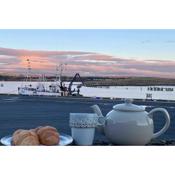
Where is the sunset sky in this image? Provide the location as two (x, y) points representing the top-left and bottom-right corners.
(0, 29), (175, 77)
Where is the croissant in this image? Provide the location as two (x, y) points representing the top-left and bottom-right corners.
(33, 126), (42, 133)
(12, 129), (24, 145)
(12, 129), (40, 146)
(36, 126), (60, 145)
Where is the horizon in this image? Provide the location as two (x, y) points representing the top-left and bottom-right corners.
(1, 73), (175, 80)
(0, 29), (175, 78)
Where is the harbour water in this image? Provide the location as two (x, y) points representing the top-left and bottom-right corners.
(0, 95), (175, 145)
(1, 81), (175, 100)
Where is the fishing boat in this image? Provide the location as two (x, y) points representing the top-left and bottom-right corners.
(17, 60), (82, 97)
(18, 82), (62, 96)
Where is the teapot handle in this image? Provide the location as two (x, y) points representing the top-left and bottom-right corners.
(148, 108), (170, 139)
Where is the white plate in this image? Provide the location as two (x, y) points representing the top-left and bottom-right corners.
(0, 133), (73, 146)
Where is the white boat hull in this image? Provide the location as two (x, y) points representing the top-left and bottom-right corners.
(18, 88), (61, 96)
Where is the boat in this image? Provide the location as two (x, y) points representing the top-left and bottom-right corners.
(17, 62), (82, 97)
(18, 81), (62, 96)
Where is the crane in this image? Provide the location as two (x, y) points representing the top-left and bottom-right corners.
(68, 73), (84, 95)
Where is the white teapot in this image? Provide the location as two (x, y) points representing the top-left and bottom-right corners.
(91, 99), (170, 145)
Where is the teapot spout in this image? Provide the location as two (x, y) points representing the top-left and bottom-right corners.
(91, 105), (105, 135)
(91, 105), (104, 118)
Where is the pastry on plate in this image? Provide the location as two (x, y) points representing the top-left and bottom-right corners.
(12, 129), (40, 146)
(36, 126), (60, 145)
(32, 126), (42, 133)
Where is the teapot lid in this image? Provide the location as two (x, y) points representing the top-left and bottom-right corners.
(113, 99), (145, 112)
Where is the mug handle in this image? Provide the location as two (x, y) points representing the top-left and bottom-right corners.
(148, 108), (170, 139)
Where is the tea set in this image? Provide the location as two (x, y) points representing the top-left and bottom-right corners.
(70, 99), (171, 145)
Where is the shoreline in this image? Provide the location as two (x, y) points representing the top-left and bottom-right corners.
(1, 94), (175, 103)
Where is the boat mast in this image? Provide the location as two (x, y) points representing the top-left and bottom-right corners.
(26, 57), (32, 82)
(55, 65), (59, 82)
(56, 63), (67, 82)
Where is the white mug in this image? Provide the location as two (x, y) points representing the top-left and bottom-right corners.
(69, 113), (98, 146)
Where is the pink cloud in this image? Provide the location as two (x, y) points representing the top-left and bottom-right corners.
(0, 47), (175, 78)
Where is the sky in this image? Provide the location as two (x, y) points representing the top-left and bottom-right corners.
(0, 29), (175, 77)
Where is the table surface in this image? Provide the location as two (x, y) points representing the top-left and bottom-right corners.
(0, 95), (175, 146)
